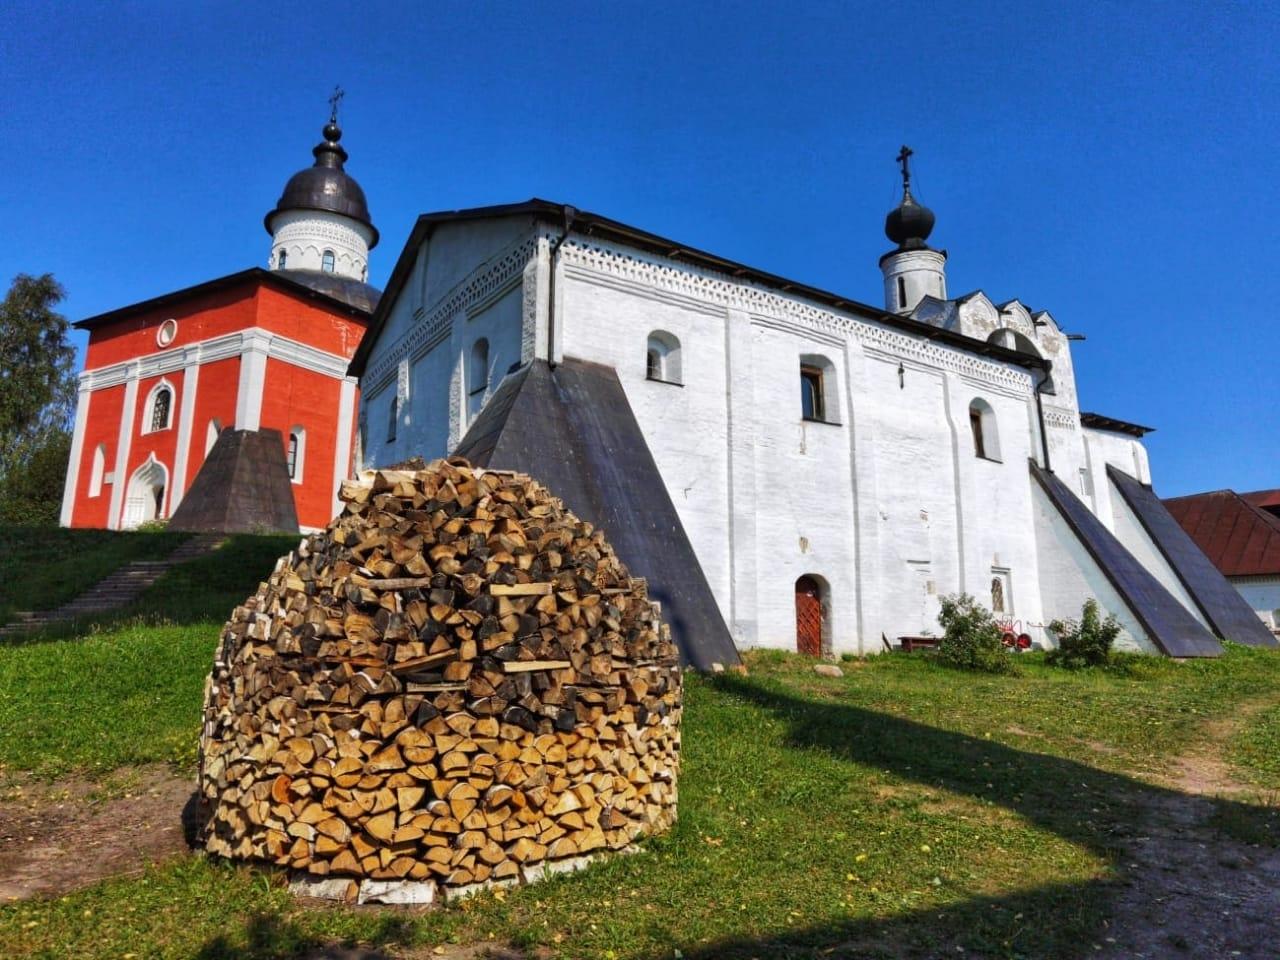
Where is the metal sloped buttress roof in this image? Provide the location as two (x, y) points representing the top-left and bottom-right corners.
(453, 358), (741, 671)
(1031, 461), (1222, 657)
(1107, 466), (1277, 647)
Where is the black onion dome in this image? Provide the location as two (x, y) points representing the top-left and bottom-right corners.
(884, 187), (935, 250)
(265, 122), (378, 248)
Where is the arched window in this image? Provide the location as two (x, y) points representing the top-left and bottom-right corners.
(88, 444), (107, 497)
(277, 248), (288, 269)
(468, 339), (490, 396)
(145, 383), (174, 433)
(799, 354), (838, 424)
(969, 398), (1001, 461)
(205, 418), (222, 455)
(321, 250), (336, 273)
(645, 331), (682, 384)
(287, 426), (305, 482)
(987, 328), (1055, 394)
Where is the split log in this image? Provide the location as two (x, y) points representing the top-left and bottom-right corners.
(199, 457), (681, 892)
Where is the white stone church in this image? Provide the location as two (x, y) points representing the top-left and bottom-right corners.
(347, 153), (1275, 665)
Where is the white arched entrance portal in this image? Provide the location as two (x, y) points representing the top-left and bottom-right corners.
(121, 456), (169, 529)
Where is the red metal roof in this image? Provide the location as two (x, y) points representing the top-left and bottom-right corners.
(1242, 489), (1280, 512)
(1162, 489), (1280, 577)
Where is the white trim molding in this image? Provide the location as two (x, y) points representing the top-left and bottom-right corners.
(79, 327), (353, 392)
(59, 383), (93, 526)
(169, 362), (201, 511)
(108, 370), (140, 529)
(332, 378), (357, 518)
(235, 332), (270, 430)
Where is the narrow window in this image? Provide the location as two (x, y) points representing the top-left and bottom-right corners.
(645, 331), (682, 384)
(387, 395), (398, 442)
(150, 387), (172, 432)
(991, 577), (1005, 613)
(287, 433), (299, 479)
(897, 275), (907, 309)
(89, 444), (107, 497)
(322, 249), (336, 273)
(970, 408), (986, 459)
(968, 399), (1001, 461)
(277, 248), (287, 269)
(468, 339), (490, 395)
(801, 365), (825, 421)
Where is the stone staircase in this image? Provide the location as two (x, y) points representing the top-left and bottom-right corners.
(0, 533), (226, 638)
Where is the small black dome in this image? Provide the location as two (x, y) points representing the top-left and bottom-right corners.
(884, 188), (935, 249)
(265, 122), (378, 248)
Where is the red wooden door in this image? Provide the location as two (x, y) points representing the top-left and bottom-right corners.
(795, 576), (823, 656)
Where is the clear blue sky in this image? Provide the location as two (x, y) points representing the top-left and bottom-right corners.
(3, 1), (1274, 496)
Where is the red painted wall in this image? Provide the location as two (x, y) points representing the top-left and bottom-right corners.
(181, 356), (241, 493)
(68, 274), (368, 530)
(259, 356), (346, 529)
(84, 284), (259, 371)
(72, 384), (126, 529)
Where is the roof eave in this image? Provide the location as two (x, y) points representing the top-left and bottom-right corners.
(347, 199), (1052, 379)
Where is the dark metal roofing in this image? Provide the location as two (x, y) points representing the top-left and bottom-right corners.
(168, 428), (299, 534)
(1163, 489), (1280, 578)
(1079, 412), (1156, 437)
(264, 122), (378, 247)
(347, 199), (1052, 378)
(73, 267), (378, 331)
(1107, 466), (1276, 647)
(454, 357), (742, 671)
(276, 269), (381, 314)
(1031, 461), (1222, 657)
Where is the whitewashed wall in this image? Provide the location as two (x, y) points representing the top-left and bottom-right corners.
(357, 215), (1191, 657)
(1234, 578), (1280, 631)
(1030, 482), (1157, 653)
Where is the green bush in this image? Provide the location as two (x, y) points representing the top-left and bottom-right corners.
(937, 593), (1013, 673)
(1047, 599), (1119, 668)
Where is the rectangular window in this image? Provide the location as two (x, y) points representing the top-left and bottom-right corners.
(801, 366), (825, 422)
(287, 435), (299, 479)
(897, 275), (907, 310)
(387, 396), (398, 442)
(970, 409), (986, 459)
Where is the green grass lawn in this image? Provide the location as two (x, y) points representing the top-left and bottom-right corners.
(0, 524), (191, 624)
(1, 526), (1278, 958)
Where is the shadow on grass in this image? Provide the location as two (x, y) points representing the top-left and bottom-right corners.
(192, 659), (1279, 959)
(194, 911), (414, 960)
(641, 674), (1280, 959)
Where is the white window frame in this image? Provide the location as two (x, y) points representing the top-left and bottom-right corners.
(288, 426), (306, 484)
(141, 379), (176, 435)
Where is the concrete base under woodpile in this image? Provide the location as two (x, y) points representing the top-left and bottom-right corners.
(288, 845), (639, 905)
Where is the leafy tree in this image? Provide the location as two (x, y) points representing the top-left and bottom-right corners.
(0, 274), (76, 524)
(936, 593), (1013, 674)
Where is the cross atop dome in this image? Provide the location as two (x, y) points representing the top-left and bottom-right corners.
(264, 94), (379, 283)
(884, 144), (935, 250)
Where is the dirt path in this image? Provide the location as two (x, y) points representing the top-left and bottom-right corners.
(1098, 703), (1280, 959)
(0, 765), (195, 901)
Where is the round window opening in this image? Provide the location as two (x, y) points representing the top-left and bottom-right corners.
(156, 319), (178, 348)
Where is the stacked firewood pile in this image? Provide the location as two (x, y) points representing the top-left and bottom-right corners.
(198, 458), (681, 897)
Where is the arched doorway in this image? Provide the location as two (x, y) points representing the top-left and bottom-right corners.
(121, 456), (168, 529)
(795, 576), (824, 656)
